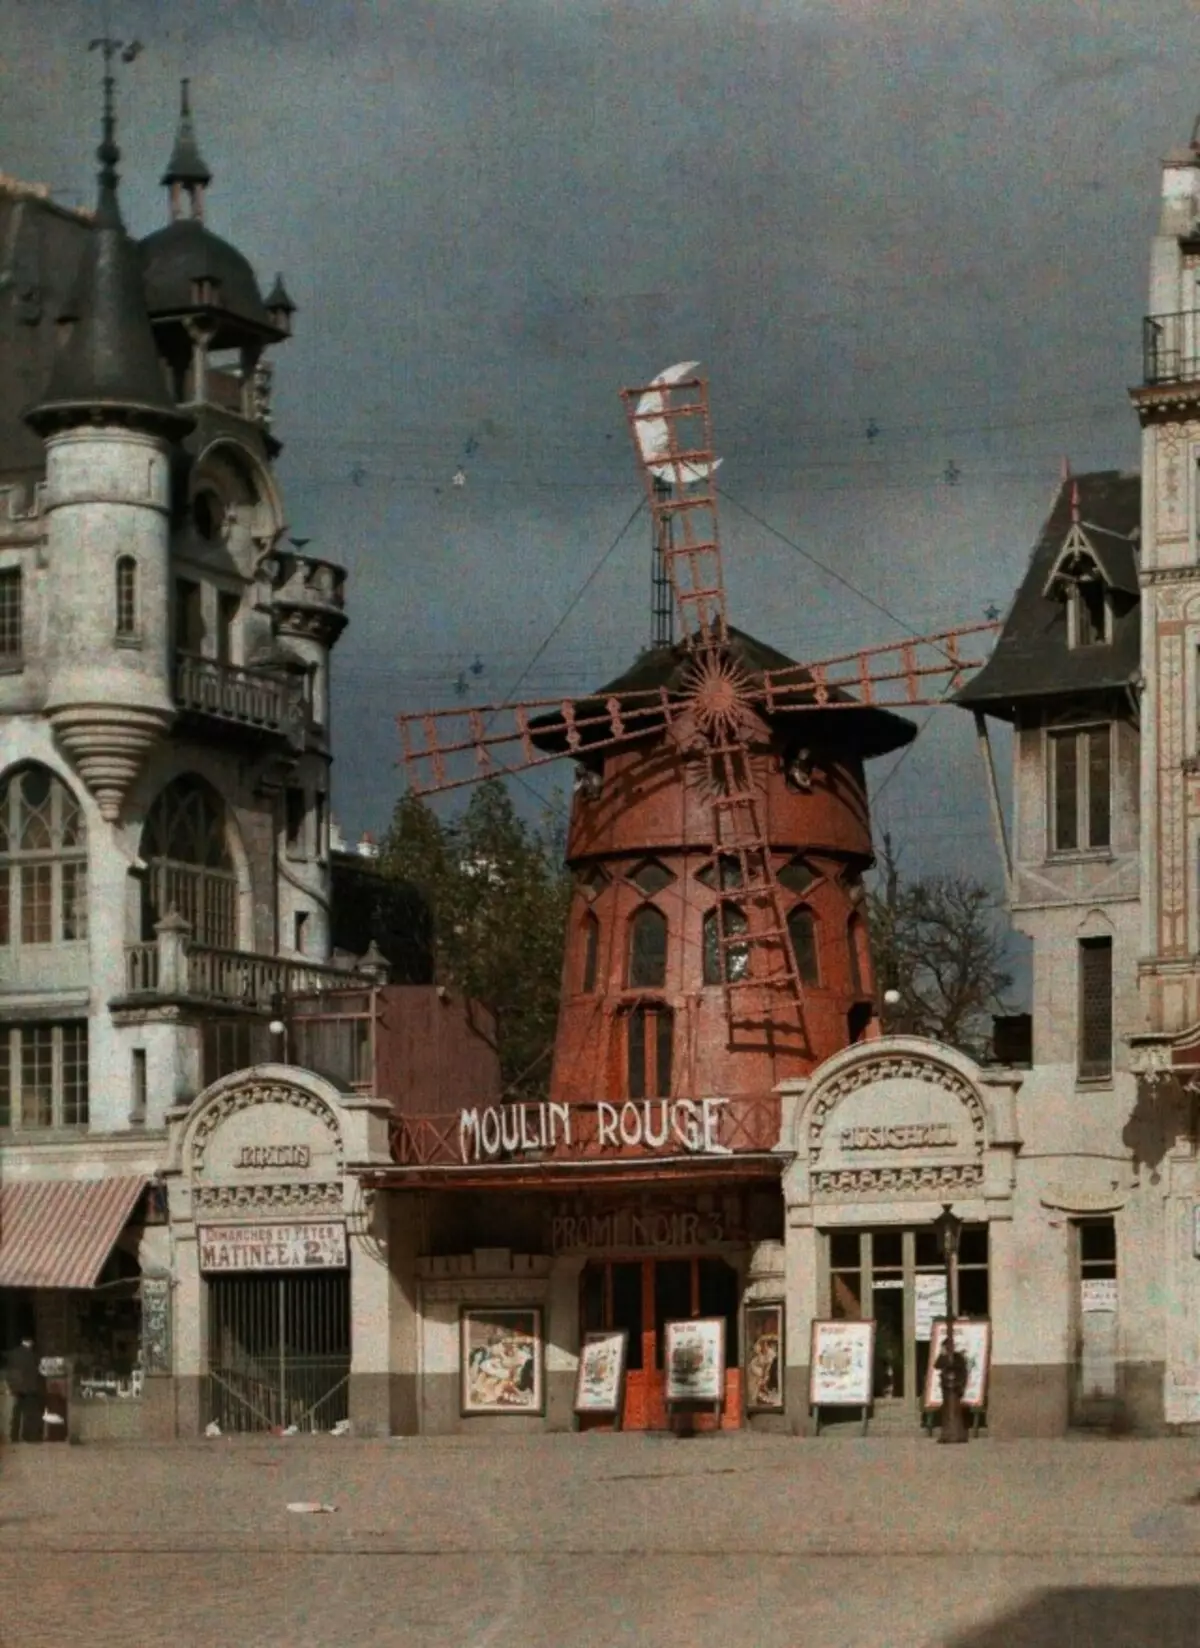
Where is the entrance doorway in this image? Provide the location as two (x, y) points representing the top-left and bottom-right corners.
(823, 1225), (989, 1424)
(1071, 1216), (1119, 1426)
(580, 1256), (741, 1430)
(206, 1271), (350, 1434)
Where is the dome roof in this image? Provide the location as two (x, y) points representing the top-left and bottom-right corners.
(139, 217), (275, 334)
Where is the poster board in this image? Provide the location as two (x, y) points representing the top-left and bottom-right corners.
(664, 1317), (726, 1404)
(808, 1319), (875, 1408)
(574, 1330), (629, 1416)
(744, 1301), (785, 1413)
(914, 1274), (948, 1343)
(140, 1276), (172, 1376)
(922, 1318), (991, 1411)
(460, 1307), (545, 1416)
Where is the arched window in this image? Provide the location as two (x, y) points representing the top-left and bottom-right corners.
(848, 913), (870, 997)
(627, 1003), (673, 1098)
(581, 911), (600, 993)
(115, 556), (138, 640)
(628, 905), (668, 988)
(787, 906), (820, 987)
(140, 776), (237, 949)
(702, 905), (749, 984)
(0, 764), (87, 946)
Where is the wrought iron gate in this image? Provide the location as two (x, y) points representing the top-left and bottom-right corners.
(207, 1272), (350, 1433)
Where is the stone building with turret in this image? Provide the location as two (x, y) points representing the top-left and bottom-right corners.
(0, 75), (384, 1438)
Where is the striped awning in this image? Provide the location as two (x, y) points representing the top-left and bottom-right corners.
(0, 1176), (148, 1290)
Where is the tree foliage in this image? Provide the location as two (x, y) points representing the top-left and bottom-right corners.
(378, 782), (571, 1098)
(867, 834), (1013, 1060)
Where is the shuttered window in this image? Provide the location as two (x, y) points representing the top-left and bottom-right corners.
(1078, 937), (1113, 1081)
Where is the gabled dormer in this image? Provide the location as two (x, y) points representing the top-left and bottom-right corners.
(1041, 483), (1139, 650)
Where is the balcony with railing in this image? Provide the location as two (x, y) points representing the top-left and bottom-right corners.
(1143, 310), (1200, 386)
(122, 917), (378, 1012)
(174, 654), (306, 747)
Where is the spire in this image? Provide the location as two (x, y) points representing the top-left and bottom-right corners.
(24, 41), (191, 439)
(265, 272), (296, 336)
(161, 78), (212, 219)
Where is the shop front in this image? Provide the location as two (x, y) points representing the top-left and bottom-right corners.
(162, 1063), (390, 1436)
(371, 1092), (787, 1435)
(780, 1036), (1022, 1435)
(0, 1157), (168, 1442)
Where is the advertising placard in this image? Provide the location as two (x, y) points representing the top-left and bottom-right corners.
(197, 1222), (347, 1272)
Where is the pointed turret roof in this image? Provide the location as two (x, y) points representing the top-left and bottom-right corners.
(161, 78), (212, 189)
(25, 74), (191, 437)
(265, 272), (295, 314)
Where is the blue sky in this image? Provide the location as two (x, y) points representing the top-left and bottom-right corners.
(5, 0), (1192, 1004)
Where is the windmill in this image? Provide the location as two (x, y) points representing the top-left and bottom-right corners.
(398, 366), (996, 1105)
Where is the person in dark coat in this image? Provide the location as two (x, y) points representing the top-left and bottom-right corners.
(6, 1337), (44, 1443)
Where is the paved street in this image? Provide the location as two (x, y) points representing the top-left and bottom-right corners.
(2, 1433), (1199, 1646)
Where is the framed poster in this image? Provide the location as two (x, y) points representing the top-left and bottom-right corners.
(744, 1302), (785, 1413)
(809, 1319), (875, 1408)
(922, 1318), (992, 1411)
(664, 1317), (726, 1404)
(460, 1308), (544, 1416)
(574, 1329), (629, 1416)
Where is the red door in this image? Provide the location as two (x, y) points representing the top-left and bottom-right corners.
(580, 1256), (742, 1431)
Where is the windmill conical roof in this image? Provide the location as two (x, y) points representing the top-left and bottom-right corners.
(530, 626), (916, 761)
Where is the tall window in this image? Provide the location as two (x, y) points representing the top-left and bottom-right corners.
(627, 1003), (673, 1099)
(0, 1022), (88, 1129)
(216, 591), (240, 665)
(1070, 582), (1109, 648)
(1078, 936), (1113, 1081)
(1050, 725), (1111, 853)
(581, 911), (600, 993)
(628, 905), (668, 988)
(140, 776), (237, 949)
(702, 905), (749, 984)
(786, 905), (820, 986)
(847, 913), (868, 997)
(175, 578), (204, 654)
(0, 765), (88, 947)
(284, 787), (306, 856)
(115, 556), (138, 640)
(0, 567), (22, 664)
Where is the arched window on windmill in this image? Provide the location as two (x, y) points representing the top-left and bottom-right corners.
(627, 903), (668, 989)
(785, 904), (820, 987)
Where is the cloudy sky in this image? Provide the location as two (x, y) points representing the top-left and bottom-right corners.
(4, 0), (1195, 988)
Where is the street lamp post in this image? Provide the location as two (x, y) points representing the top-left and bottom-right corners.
(933, 1202), (969, 1444)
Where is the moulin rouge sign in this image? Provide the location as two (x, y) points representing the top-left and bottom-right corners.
(458, 1098), (733, 1165)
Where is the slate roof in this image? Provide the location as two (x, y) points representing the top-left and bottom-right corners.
(140, 218), (275, 336)
(953, 471), (1141, 721)
(24, 172), (192, 438)
(530, 625), (917, 761)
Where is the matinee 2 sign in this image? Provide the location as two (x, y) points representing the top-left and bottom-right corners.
(458, 1097), (732, 1164)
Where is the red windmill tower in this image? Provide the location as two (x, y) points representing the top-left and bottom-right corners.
(382, 365), (997, 1433)
(399, 365), (996, 1126)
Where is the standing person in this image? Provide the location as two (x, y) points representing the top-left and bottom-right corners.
(6, 1336), (44, 1443)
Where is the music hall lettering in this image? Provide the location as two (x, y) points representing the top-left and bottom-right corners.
(839, 1124), (957, 1151)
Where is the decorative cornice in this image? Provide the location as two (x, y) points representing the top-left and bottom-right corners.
(812, 1162), (985, 1196)
(1140, 565), (1200, 587)
(1130, 382), (1200, 424)
(192, 1180), (343, 1215)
